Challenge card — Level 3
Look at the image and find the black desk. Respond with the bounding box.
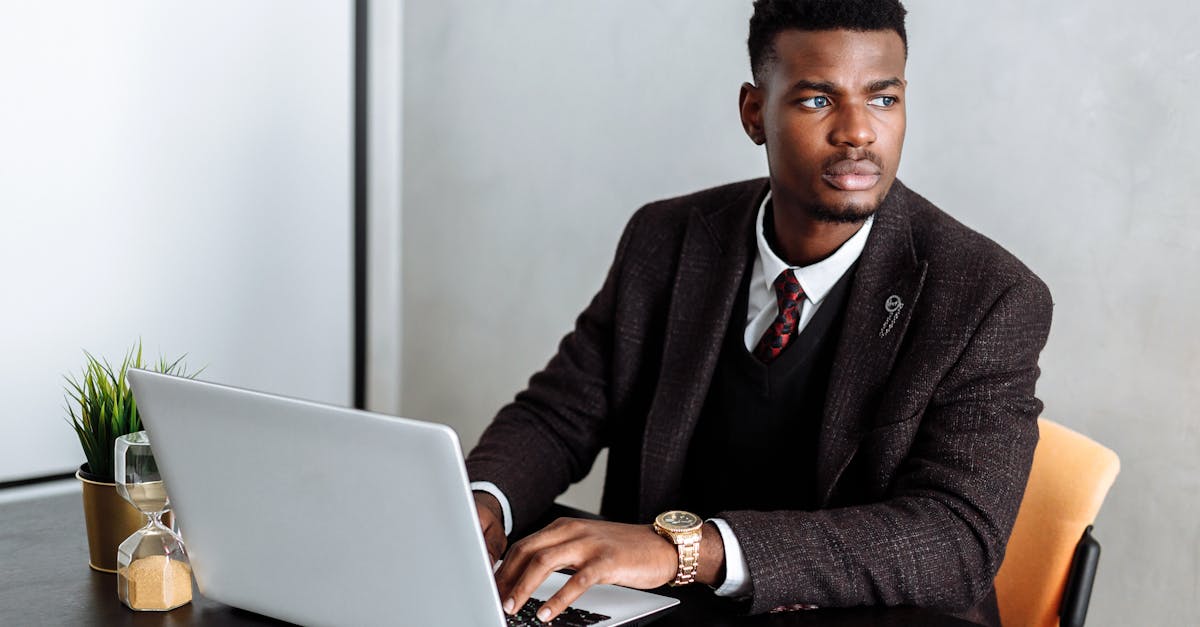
[0,493,979,626]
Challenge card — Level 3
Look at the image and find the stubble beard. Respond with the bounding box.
[804,187,888,224]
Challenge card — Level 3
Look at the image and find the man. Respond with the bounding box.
[466,1,1052,625]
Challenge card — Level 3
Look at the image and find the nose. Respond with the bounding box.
[828,104,876,147]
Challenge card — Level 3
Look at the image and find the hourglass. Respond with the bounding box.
[114,431,192,611]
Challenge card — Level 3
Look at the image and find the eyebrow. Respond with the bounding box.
[788,77,904,94]
[788,79,838,93]
[867,77,905,92]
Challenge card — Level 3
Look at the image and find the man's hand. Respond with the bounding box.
[494,518,678,623]
[473,491,507,565]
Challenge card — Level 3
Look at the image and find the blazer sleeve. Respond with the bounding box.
[464,210,643,534]
[718,274,1053,614]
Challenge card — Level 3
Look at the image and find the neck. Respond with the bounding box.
[768,200,867,267]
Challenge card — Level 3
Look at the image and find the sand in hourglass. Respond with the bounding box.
[121,480,169,513]
[116,479,191,610]
[118,555,193,610]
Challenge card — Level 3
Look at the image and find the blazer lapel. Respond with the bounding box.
[816,182,928,506]
[637,181,765,520]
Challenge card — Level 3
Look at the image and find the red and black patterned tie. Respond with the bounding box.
[753,270,805,363]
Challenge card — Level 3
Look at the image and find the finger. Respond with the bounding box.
[536,566,603,623]
[493,537,534,593]
[494,519,577,593]
[498,541,585,617]
[495,535,567,612]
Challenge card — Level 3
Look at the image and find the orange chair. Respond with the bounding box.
[995,417,1120,627]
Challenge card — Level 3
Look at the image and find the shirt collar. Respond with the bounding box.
[755,191,874,305]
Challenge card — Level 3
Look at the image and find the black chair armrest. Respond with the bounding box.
[1060,525,1102,627]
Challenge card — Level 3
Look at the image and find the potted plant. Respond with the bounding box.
[64,341,199,572]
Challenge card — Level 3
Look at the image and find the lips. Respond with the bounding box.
[822,159,882,192]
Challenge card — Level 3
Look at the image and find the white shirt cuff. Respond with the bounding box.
[708,517,753,598]
[469,481,513,536]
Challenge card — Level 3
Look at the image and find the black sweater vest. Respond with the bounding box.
[681,259,856,517]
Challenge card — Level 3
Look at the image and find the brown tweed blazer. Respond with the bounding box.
[466,178,1053,622]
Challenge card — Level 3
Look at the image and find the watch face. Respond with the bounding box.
[656,510,701,531]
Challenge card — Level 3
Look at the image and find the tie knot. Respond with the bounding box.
[772,270,804,308]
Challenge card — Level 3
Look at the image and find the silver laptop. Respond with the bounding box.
[127,369,679,627]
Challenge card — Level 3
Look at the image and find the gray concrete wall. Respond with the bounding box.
[401,2,1200,624]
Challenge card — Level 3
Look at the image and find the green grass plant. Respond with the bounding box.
[64,341,202,482]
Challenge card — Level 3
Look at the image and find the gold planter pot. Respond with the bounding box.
[77,465,144,573]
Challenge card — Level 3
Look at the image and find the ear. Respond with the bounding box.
[739,82,766,146]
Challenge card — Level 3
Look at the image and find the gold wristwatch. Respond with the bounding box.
[653,510,703,586]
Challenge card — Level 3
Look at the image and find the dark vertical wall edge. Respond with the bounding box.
[353,0,368,409]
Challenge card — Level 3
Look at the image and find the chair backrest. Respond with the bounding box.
[995,417,1120,627]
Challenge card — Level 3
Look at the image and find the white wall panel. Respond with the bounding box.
[0,1,353,482]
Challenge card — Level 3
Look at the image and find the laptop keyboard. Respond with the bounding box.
[505,597,611,626]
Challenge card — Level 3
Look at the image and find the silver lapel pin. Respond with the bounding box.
[879,294,903,338]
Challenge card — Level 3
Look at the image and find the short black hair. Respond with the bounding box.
[748,0,908,83]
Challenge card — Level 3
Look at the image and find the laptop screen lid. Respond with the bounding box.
[127,369,507,626]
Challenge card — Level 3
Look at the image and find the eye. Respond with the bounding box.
[868,95,898,107]
[797,95,831,109]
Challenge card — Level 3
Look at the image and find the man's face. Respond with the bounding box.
[740,29,907,222]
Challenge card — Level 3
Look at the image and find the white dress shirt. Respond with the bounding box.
[710,192,872,597]
[471,190,873,598]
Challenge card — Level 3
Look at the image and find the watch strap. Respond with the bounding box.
[670,532,701,586]
[655,515,702,587]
